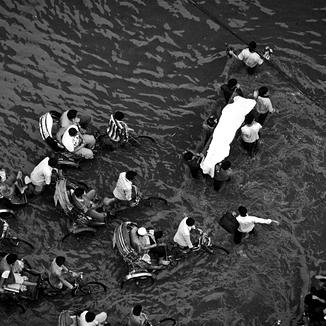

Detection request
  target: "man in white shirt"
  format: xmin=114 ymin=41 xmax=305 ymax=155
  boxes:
xmin=113 ymin=171 xmax=138 ymax=204
xmin=48 ymin=256 xmax=76 ymax=290
xmin=173 ymin=217 xmax=196 ymax=252
xmin=254 ymin=86 xmax=276 ymax=125
xmin=29 ymin=157 xmax=58 ymax=194
xmin=56 ymin=109 xmax=91 ymax=142
xmin=78 ymin=310 xmax=107 ymax=326
xmin=229 ymin=41 xmax=264 ymax=74
xmin=241 ymin=113 xmax=262 ymax=157
xmin=234 ymin=206 xmax=280 ymax=244
xmin=62 ymin=125 xmax=95 ymax=159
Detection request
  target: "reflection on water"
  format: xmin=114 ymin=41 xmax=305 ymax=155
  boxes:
xmin=0 ymin=0 xmax=325 ymax=325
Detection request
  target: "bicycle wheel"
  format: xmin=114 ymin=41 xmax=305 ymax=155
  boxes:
xmin=7 ymin=237 xmax=35 ymax=250
xmin=61 ymin=228 xmax=96 ymax=242
xmin=79 ymin=281 xmax=107 ymax=295
xmin=144 ymin=197 xmax=168 ymax=205
xmin=138 ymin=135 xmax=155 ymax=143
xmin=158 ymin=318 xmax=176 ymax=326
xmin=122 ymin=272 xmax=154 ymax=289
xmin=208 ymin=245 xmax=230 ymax=255
xmin=0 ymin=209 xmax=15 ymax=219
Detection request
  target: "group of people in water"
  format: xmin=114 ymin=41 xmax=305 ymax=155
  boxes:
xmin=0 ymin=40 xmax=317 ymax=325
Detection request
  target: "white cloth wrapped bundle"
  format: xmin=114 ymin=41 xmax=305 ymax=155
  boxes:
xmin=200 ymin=96 xmax=256 ymax=177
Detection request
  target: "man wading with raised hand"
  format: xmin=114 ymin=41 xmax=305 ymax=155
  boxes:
xmin=234 ymin=206 xmax=280 ymax=244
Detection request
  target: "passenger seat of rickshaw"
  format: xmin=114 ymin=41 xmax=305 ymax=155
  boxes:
xmin=3 ymin=283 xmax=23 ymax=293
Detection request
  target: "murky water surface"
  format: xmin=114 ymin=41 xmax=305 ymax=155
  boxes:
xmin=0 ymin=0 xmax=325 ymax=325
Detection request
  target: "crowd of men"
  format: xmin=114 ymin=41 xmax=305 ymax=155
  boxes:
xmin=3 ymin=41 xmax=316 ymax=326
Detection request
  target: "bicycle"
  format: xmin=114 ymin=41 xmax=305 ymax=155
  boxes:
xmin=193 ymin=228 xmax=230 ymax=255
xmin=37 ymin=271 xmax=107 ymax=298
xmin=147 ymin=318 xmax=177 ymax=326
xmin=167 ymin=228 xmax=229 ymax=263
xmin=0 ymin=212 xmax=35 ymax=251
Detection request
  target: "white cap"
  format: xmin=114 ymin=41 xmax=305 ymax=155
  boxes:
xmin=137 ymin=227 xmax=147 ymax=236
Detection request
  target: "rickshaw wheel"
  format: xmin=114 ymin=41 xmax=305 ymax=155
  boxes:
xmin=121 ymin=272 xmax=154 ymax=289
xmin=159 ymin=318 xmax=177 ymax=326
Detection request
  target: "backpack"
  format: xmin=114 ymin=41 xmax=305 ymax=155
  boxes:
xmin=219 ymin=212 xmax=239 ymax=234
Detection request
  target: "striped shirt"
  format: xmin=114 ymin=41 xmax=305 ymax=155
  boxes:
xmin=106 ymin=114 xmax=128 ymax=142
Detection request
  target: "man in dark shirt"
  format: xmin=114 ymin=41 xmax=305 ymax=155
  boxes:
xmin=183 ymin=151 xmax=204 ymax=178
xmin=214 ymin=161 xmax=232 ymax=191
xmin=220 ymin=78 xmax=244 ymax=104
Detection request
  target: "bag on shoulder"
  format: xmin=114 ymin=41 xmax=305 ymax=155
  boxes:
xmin=219 ymin=212 xmax=239 ymax=234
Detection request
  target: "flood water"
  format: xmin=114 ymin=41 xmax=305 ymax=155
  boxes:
xmin=0 ymin=0 xmax=325 ymax=325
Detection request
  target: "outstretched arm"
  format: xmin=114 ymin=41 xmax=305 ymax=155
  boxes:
xmin=228 ymin=50 xmax=240 ymax=60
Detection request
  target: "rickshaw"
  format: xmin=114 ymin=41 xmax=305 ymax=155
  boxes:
xmin=113 ymin=221 xmax=164 ymax=289
xmin=39 ymin=111 xmax=81 ymax=168
xmin=54 ymin=177 xmax=106 ymax=242
xmin=0 ymin=252 xmax=41 ymax=312
xmin=113 ymin=221 xmax=229 ymax=289
xmin=0 ymin=170 xmax=28 ymax=206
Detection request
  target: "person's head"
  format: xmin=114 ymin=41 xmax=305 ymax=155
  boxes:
xmin=85 ymin=311 xmax=96 ymax=323
xmin=311 ymin=286 xmax=317 ymax=295
xmin=68 ymin=127 xmax=78 ymax=137
xmin=207 ymin=116 xmax=217 ymax=127
xmin=55 ymin=256 xmax=66 ymax=267
xmin=48 ymin=158 xmax=58 ymax=168
xmin=6 ymin=253 xmax=18 ymax=265
xmin=238 ymin=206 xmax=247 ymax=217
xmin=248 ymin=41 xmax=257 ymax=52
xmin=258 ymin=86 xmax=269 ymax=97
xmin=227 ymin=78 xmax=237 ymax=89
xmin=183 ymin=151 xmax=194 ymax=161
xmin=126 ymin=171 xmax=137 ymax=181
xmin=74 ymin=187 xmax=85 ymax=198
xmin=221 ymin=161 xmax=231 ymax=170
xmin=137 ymin=227 xmax=147 ymax=237
xmin=114 ymin=111 xmax=124 ymax=121
xmin=133 ymin=305 xmax=143 ymax=316
xmin=244 ymin=113 xmax=255 ymax=125
xmin=186 ymin=217 xmax=195 ymax=227
xmin=67 ymin=110 xmax=79 ymax=122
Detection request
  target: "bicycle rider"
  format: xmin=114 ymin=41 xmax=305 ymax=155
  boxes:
xmin=173 ymin=217 xmax=196 ymax=253
xmin=128 ymin=305 xmax=150 ymax=326
xmin=48 ymin=256 xmax=78 ymax=291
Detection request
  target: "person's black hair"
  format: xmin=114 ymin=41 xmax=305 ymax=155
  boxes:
xmin=227 ymin=78 xmax=237 ymax=88
xmin=207 ymin=116 xmax=217 ymax=127
xmin=67 ymin=110 xmax=78 ymax=121
xmin=126 ymin=171 xmax=137 ymax=181
xmin=68 ymin=127 xmax=78 ymax=136
xmin=244 ymin=113 xmax=255 ymax=125
xmin=6 ymin=253 xmax=18 ymax=265
xmin=248 ymin=41 xmax=257 ymax=52
xmin=55 ymin=256 xmax=66 ymax=267
xmin=133 ymin=305 xmax=142 ymax=316
xmin=310 ymin=287 xmax=317 ymax=294
xmin=85 ymin=311 xmax=96 ymax=322
xmin=221 ymin=161 xmax=231 ymax=170
xmin=48 ymin=158 xmax=58 ymax=167
xmin=258 ymin=86 xmax=268 ymax=97
xmin=183 ymin=151 xmax=193 ymax=161
xmin=186 ymin=217 xmax=195 ymax=226
xmin=74 ymin=187 xmax=85 ymax=198
xmin=238 ymin=206 xmax=247 ymax=217
xmin=114 ymin=111 xmax=124 ymax=121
